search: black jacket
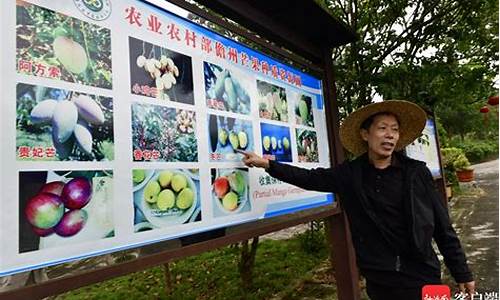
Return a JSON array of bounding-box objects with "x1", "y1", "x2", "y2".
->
[{"x1": 267, "y1": 152, "x2": 473, "y2": 284}]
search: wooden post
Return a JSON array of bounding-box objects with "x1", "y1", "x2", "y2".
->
[
  {"x1": 325, "y1": 214, "x2": 360, "y2": 300},
  {"x1": 322, "y1": 47, "x2": 361, "y2": 300}
]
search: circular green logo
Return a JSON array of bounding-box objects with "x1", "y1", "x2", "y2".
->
[
  {"x1": 83, "y1": 0, "x2": 103, "y2": 12},
  {"x1": 74, "y1": 0, "x2": 111, "y2": 21}
]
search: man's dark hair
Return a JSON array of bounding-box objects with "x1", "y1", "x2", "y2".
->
[{"x1": 360, "y1": 111, "x2": 400, "y2": 131}]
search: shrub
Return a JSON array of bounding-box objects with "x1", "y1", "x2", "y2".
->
[
  {"x1": 449, "y1": 138, "x2": 499, "y2": 163},
  {"x1": 441, "y1": 147, "x2": 473, "y2": 185}
]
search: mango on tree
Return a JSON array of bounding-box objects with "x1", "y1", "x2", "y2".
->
[
  {"x1": 53, "y1": 36, "x2": 88, "y2": 74},
  {"x1": 52, "y1": 100, "x2": 78, "y2": 143},
  {"x1": 73, "y1": 121, "x2": 93, "y2": 155},
  {"x1": 30, "y1": 99, "x2": 58, "y2": 124},
  {"x1": 73, "y1": 94, "x2": 105, "y2": 125}
]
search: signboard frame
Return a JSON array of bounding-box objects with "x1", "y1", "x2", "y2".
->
[
  {"x1": 0, "y1": 0, "x2": 359, "y2": 299},
  {"x1": 404, "y1": 110, "x2": 448, "y2": 206}
]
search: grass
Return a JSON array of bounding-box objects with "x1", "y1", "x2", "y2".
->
[{"x1": 54, "y1": 233, "x2": 330, "y2": 300}]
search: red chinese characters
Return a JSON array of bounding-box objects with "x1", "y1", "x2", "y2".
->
[
  {"x1": 121, "y1": 7, "x2": 306, "y2": 88},
  {"x1": 18, "y1": 59, "x2": 61, "y2": 79},
  {"x1": 133, "y1": 149, "x2": 161, "y2": 161},
  {"x1": 18, "y1": 59, "x2": 32, "y2": 74},
  {"x1": 294, "y1": 75, "x2": 302, "y2": 87},
  {"x1": 34, "y1": 63, "x2": 47, "y2": 77},
  {"x1": 45, "y1": 147, "x2": 56, "y2": 158},
  {"x1": 287, "y1": 71, "x2": 294, "y2": 84},
  {"x1": 133, "y1": 149, "x2": 143, "y2": 161},
  {"x1": 125, "y1": 6, "x2": 142, "y2": 26},
  {"x1": 17, "y1": 147, "x2": 57, "y2": 159},
  {"x1": 215, "y1": 42, "x2": 226, "y2": 59},
  {"x1": 18, "y1": 146, "x2": 30, "y2": 158},
  {"x1": 201, "y1": 36, "x2": 212, "y2": 53},
  {"x1": 227, "y1": 47, "x2": 238, "y2": 64},
  {"x1": 210, "y1": 153, "x2": 223, "y2": 161},
  {"x1": 279, "y1": 68, "x2": 286, "y2": 80},
  {"x1": 251, "y1": 57, "x2": 260, "y2": 71},
  {"x1": 261, "y1": 61, "x2": 270, "y2": 75},
  {"x1": 147, "y1": 14, "x2": 162, "y2": 34},
  {"x1": 240, "y1": 52, "x2": 249, "y2": 67},
  {"x1": 185, "y1": 29, "x2": 196, "y2": 48},
  {"x1": 132, "y1": 84, "x2": 158, "y2": 98},
  {"x1": 166, "y1": 23, "x2": 181, "y2": 41},
  {"x1": 271, "y1": 65, "x2": 279, "y2": 79},
  {"x1": 207, "y1": 99, "x2": 226, "y2": 111},
  {"x1": 48, "y1": 66, "x2": 61, "y2": 79}
]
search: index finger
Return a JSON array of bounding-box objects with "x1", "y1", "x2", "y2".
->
[{"x1": 234, "y1": 149, "x2": 250, "y2": 156}]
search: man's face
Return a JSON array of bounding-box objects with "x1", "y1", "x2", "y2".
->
[{"x1": 360, "y1": 114, "x2": 400, "y2": 159}]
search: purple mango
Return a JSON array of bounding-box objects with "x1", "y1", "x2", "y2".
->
[
  {"x1": 31, "y1": 225, "x2": 55, "y2": 237},
  {"x1": 54, "y1": 209, "x2": 88, "y2": 237},
  {"x1": 61, "y1": 177, "x2": 92, "y2": 209},
  {"x1": 39, "y1": 181, "x2": 65, "y2": 196},
  {"x1": 25, "y1": 193, "x2": 64, "y2": 229}
]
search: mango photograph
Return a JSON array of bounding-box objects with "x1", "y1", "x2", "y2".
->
[
  {"x1": 16, "y1": 83, "x2": 114, "y2": 161},
  {"x1": 19, "y1": 170, "x2": 114, "y2": 253},
  {"x1": 211, "y1": 168, "x2": 251, "y2": 217},
  {"x1": 133, "y1": 169, "x2": 201, "y2": 232},
  {"x1": 131, "y1": 103, "x2": 198, "y2": 162},
  {"x1": 294, "y1": 93, "x2": 315, "y2": 127},
  {"x1": 129, "y1": 36, "x2": 194, "y2": 104},
  {"x1": 16, "y1": 1, "x2": 112, "y2": 89},
  {"x1": 257, "y1": 80, "x2": 288, "y2": 122},
  {"x1": 260, "y1": 122, "x2": 292, "y2": 162},
  {"x1": 295, "y1": 129, "x2": 319, "y2": 163},
  {"x1": 204, "y1": 61, "x2": 252, "y2": 115},
  {"x1": 207, "y1": 114, "x2": 254, "y2": 162}
]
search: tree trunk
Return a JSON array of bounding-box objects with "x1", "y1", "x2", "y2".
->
[
  {"x1": 163, "y1": 263, "x2": 173, "y2": 295},
  {"x1": 238, "y1": 237, "x2": 259, "y2": 290}
]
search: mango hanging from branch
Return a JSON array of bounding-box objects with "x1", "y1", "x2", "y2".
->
[{"x1": 53, "y1": 36, "x2": 89, "y2": 74}]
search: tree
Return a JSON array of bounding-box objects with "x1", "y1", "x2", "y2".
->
[
  {"x1": 376, "y1": 60, "x2": 498, "y2": 140},
  {"x1": 315, "y1": 0, "x2": 498, "y2": 118}
]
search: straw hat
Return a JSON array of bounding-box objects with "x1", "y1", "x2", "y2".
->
[{"x1": 339, "y1": 100, "x2": 427, "y2": 156}]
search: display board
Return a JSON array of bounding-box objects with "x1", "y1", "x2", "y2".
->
[
  {"x1": 405, "y1": 118, "x2": 442, "y2": 178},
  {"x1": 0, "y1": 0, "x2": 333, "y2": 275}
]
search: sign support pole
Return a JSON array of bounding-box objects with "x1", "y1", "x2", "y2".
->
[{"x1": 322, "y1": 47, "x2": 361, "y2": 300}]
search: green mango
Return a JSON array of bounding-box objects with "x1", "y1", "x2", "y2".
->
[
  {"x1": 228, "y1": 171, "x2": 246, "y2": 195},
  {"x1": 214, "y1": 70, "x2": 228, "y2": 99},
  {"x1": 238, "y1": 131, "x2": 248, "y2": 149},
  {"x1": 218, "y1": 128, "x2": 228, "y2": 146},
  {"x1": 224, "y1": 78, "x2": 237, "y2": 111},
  {"x1": 298, "y1": 99, "x2": 308, "y2": 123},
  {"x1": 229, "y1": 131, "x2": 239, "y2": 150}
]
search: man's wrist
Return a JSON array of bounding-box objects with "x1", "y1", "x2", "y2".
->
[{"x1": 264, "y1": 159, "x2": 270, "y2": 170}]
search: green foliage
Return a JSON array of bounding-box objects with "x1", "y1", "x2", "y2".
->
[
  {"x1": 441, "y1": 147, "x2": 471, "y2": 171},
  {"x1": 17, "y1": 3, "x2": 112, "y2": 89},
  {"x1": 297, "y1": 221, "x2": 326, "y2": 254},
  {"x1": 131, "y1": 105, "x2": 197, "y2": 162},
  {"x1": 56, "y1": 236, "x2": 328, "y2": 300},
  {"x1": 315, "y1": 0, "x2": 498, "y2": 126},
  {"x1": 449, "y1": 136, "x2": 499, "y2": 163}
]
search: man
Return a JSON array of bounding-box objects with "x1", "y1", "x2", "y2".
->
[{"x1": 241, "y1": 100, "x2": 474, "y2": 299}]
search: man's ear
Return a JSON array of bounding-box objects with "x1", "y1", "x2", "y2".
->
[{"x1": 360, "y1": 129, "x2": 369, "y2": 142}]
